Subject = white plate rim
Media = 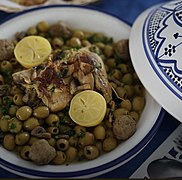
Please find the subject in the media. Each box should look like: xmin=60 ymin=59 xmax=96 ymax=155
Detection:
xmin=0 ymin=0 xmax=100 ymax=12
xmin=0 ymin=5 xmax=165 ymax=178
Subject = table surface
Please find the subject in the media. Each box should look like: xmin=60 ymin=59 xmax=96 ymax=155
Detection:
xmin=0 ymin=0 xmax=181 ymax=178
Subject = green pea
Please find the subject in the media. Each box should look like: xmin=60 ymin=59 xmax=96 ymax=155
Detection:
xmin=37 ymin=21 xmax=49 ymax=32
xmin=70 ymin=37 xmax=81 ymax=48
xmin=95 ymin=42 xmax=105 ymax=50
xmin=84 ymin=145 xmax=99 ymax=160
xmin=27 ymin=26 xmax=38 ymax=35
xmin=89 ymin=45 xmax=102 ymax=55
xmin=95 ymin=141 xmax=103 ymax=153
xmin=51 ymin=37 xmax=64 ymax=49
xmin=45 ymin=114 xmax=59 ymax=126
xmin=16 ymin=106 xmax=32 ymax=121
xmin=47 ymin=138 xmax=56 ymax=147
xmin=15 ymin=132 xmax=30 ymax=145
xmin=28 ymin=136 xmax=39 ymax=145
xmin=103 ymin=137 xmax=117 ymax=152
xmin=109 ymin=82 xmax=117 ymax=89
xmin=65 ymin=147 xmax=77 ymax=164
xmin=132 ymin=96 xmax=145 ymax=112
xmin=110 ymin=69 xmax=122 ymax=80
xmin=0 ymin=75 xmax=4 ymax=84
xmin=20 ymin=145 xmax=31 ymax=160
xmin=106 ymin=58 xmax=116 ymax=69
xmin=73 ymin=30 xmax=84 ymax=39
xmin=51 ymin=151 xmax=66 ymax=165
xmin=13 ymin=94 xmax=24 ymax=106
xmin=9 ymin=105 xmax=19 ymax=117
xmin=118 ymin=63 xmax=130 ymax=73
xmin=129 ymin=111 xmax=139 ymax=122
xmin=23 ymin=117 xmax=40 ymax=131
xmin=0 ymin=115 xmax=11 ymax=132
xmin=56 ymin=138 xmax=69 ymax=151
xmin=114 ymin=108 xmax=129 ymax=119
xmin=115 ymin=87 xmax=127 ymax=99
xmin=81 ymin=40 xmax=91 ymax=47
xmin=124 ymin=85 xmax=134 ymax=98
xmin=33 ymin=106 xmax=49 ymax=118
xmin=78 ymin=132 xmax=94 ymax=148
xmin=104 ymin=45 xmax=113 ymax=57
xmin=104 ymin=64 xmax=109 ymax=73
xmin=3 ymin=134 xmax=16 ymax=151
xmin=122 ymin=73 xmax=133 ymax=85
xmin=120 ymin=99 xmax=132 ymax=111
xmin=8 ymin=117 xmax=22 ymax=133
xmin=0 ymin=60 xmax=13 ymax=72
xmin=69 ymin=136 xmax=78 ymax=147
xmin=93 ymin=125 xmax=106 ymax=140
xmin=105 ymin=129 xmax=114 ymax=138
xmin=134 ymin=84 xmax=145 ymax=96
xmin=47 ymin=127 xmax=59 ymax=135
xmin=9 ymin=58 xmax=19 ymax=67
xmin=74 ymin=125 xmax=86 ymax=137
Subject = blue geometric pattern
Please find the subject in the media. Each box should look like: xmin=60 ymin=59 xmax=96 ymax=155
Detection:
xmin=143 ymin=0 xmax=182 ymax=99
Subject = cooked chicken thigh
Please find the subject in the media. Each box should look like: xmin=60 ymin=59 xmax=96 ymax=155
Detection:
xmin=13 ymin=48 xmax=112 ymax=112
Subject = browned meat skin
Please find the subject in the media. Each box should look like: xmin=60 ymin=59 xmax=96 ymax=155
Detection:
xmin=29 ymin=139 xmax=56 ymax=165
xmin=78 ymin=49 xmax=112 ymax=103
xmin=13 ymin=48 xmax=112 ymax=112
xmin=113 ymin=115 xmax=136 ymax=140
xmin=12 ymin=48 xmax=112 ymax=112
xmin=0 ymin=40 xmax=15 ymax=61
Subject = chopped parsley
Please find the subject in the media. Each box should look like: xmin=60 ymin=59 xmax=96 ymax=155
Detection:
xmin=59 ymin=126 xmax=75 ymax=136
xmin=57 ymin=68 xmax=68 ymax=78
xmin=0 ymin=70 xmax=12 ymax=84
xmin=1 ymin=96 xmax=13 ymax=115
xmin=9 ymin=123 xmax=16 ymax=130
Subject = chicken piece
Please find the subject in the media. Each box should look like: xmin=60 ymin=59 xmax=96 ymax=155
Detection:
xmin=22 ymin=87 xmax=41 ymax=107
xmin=29 ymin=139 xmax=56 ymax=165
xmin=45 ymin=87 xmax=72 ymax=112
xmin=12 ymin=48 xmax=112 ymax=112
xmin=113 ymin=115 xmax=136 ymax=140
xmin=0 ymin=40 xmax=15 ymax=61
xmin=74 ymin=48 xmax=112 ymax=103
xmin=12 ymin=68 xmax=37 ymax=85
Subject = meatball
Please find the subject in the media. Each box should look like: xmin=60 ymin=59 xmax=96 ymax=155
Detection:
xmin=114 ymin=39 xmax=130 ymax=60
xmin=49 ymin=21 xmax=72 ymax=39
xmin=29 ymin=139 xmax=56 ymax=165
xmin=113 ymin=115 xmax=136 ymax=140
xmin=0 ymin=40 xmax=15 ymax=61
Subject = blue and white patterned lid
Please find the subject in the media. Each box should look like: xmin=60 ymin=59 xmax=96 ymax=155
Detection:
xmin=130 ymin=0 xmax=182 ymax=122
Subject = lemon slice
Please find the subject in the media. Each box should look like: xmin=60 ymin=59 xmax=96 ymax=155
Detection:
xmin=14 ymin=35 xmax=52 ymax=68
xmin=69 ymin=90 xmax=107 ymax=127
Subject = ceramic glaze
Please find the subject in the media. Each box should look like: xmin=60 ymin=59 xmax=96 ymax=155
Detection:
xmin=143 ymin=0 xmax=182 ymax=100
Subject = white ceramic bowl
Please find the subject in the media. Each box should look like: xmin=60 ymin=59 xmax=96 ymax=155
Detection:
xmin=130 ymin=0 xmax=182 ymax=123
xmin=0 ymin=0 xmax=100 ymax=12
xmin=0 ymin=5 xmax=164 ymax=178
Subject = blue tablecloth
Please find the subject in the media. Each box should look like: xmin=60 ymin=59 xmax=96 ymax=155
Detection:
xmin=0 ymin=0 xmax=181 ymax=178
